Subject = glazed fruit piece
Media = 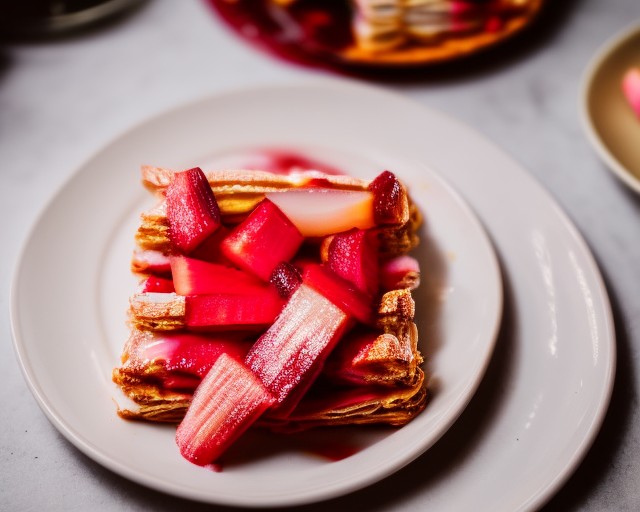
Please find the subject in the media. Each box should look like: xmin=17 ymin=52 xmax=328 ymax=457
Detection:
xmin=185 ymin=289 xmax=284 ymax=330
xmin=367 ymin=170 xmax=409 ymax=226
xmin=622 ymin=67 xmax=640 ymax=118
xmin=138 ymin=275 xmax=175 ymax=293
xmin=269 ymin=261 xmax=302 ymax=299
xmin=166 ymin=167 xmax=222 ymax=253
xmin=129 ymin=287 xmax=285 ymax=332
xmin=266 ymin=189 xmax=375 ymax=237
xmin=301 ymin=263 xmax=373 ymax=325
xmin=189 ymin=225 xmax=232 ymax=263
xmin=244 ymin=284 xmax=350 ymax=415
xmin=379 ymin=255 xmax=421 ymax=291
xmin=322 ymin=228 xmax=379 ymax=297
xmin=116 ymin=330 xmax=251 ymax=391
xmin=221 ymin=199 xmax=304 ymax=281
xmin=176 ymin=353 xmax=274 ymax=465
xmin=170 ymin=255 xmax=265 ymax=295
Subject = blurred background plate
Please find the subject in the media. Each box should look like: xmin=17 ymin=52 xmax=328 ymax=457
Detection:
xmin=208 ymin=0 xmax=545 ymax=69
xmin=581 ymin=23 xmax=640 ymax=194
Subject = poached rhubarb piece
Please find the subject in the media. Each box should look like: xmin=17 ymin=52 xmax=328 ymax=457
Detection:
xmin=380 ymin=255 xmax=421 ymax=291
xmin=176 ymin=353 xmax=274 ymax=466
xmin=269 ymin=261 xmax=302 ymax=299
xmin=189 ymin=225 xmax=232 ymax=263
xmin=138 ymin=276 xmax=175 ymax=293
xmin=301 ymin=263 xmax=373 ymax=325
xmin=323 ymin=228 xmax=379 ymax=297
xmin=266 ymin=189 xmax=375 ymax=237
xmin=170 ymin=256 xmax=265 ymax=295
xmin=221 ymin=199 xmax=304 ymax=281
xmin=166 ymin=167 xmax=222 ymax=253
xmin=368 ymin=171 xmax=409 ymax=226
xmin=244 ymin=284 xmax=350 ymax=415
xmin=119 ymin=330 xmax=251 ymax=391
xmin=185 ymin=288 xmax=284 ymax=330
xmin=622 ymin=67 xmax=640 ymax=118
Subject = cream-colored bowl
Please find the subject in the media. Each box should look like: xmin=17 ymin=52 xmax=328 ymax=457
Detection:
xmin=582 ymin=23 xmax=640 ymax=194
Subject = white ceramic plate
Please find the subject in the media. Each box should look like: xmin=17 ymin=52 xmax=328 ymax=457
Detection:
xmin=11 ymin=80 xmax=615 ymax=511
xmin=581 ymin=23 xmax=640 ymax=194
xmin=11 ymin=83 xmax=502 ymax=507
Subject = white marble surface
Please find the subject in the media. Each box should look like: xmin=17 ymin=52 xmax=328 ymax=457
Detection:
xmin=2 ymin=1 xmax=639 ymax=510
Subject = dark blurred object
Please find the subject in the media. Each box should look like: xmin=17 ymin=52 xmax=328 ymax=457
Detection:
xmin=0 ymin=0 xmax=145 ymax=39
xmin=207 ymin=0 xmax=544 ymax=70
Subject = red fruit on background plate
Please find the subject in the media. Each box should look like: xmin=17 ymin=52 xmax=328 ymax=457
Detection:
xmin=170 ymin=256 xmax=265 ymax=296
xmin=221 ymin=199 xmax=304 ymax=281
xmin=166 ymin=167 xmax=222 ymax=253
xmin=244 ymin=284 xmax=350 ymax=415
xmin=266 ymin=189 xmax=375 ymax=237
xmin=323 ymin=228 xmax=379 ymax=297
xmin=176 ymin=353 xmax=274 ymax=466
xmin=301 ymin=263 xmax=373 ymax=325
xmin=269 ymin=261 xmax=302 ymax=299
xmin=622 ymin=67 xmax=640 ymax=118
xmin=185 ymin=288 xmax=284 ymax=330
xmin=367 ymin=171 xmax=409 ymax=226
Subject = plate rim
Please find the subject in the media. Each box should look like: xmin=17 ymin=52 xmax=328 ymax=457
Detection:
xmin=10 ymin=78 xmax=615 ymax=509
xmin=580 ymin=21 xmax=640 ymax=194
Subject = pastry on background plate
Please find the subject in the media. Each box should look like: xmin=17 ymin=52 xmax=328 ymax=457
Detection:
xmin=210 ymin=0 xmax=544 ymax=67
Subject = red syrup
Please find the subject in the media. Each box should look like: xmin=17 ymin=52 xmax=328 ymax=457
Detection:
xmin=206 ymin=0 xmax=353 ymax=71
xmin=205 ymin=462 xmax=223 ymax=472
xmin=304 ymin=442 xmax=360 ymax=462
xmin=237 ymin=148 xmax=346 ymax=176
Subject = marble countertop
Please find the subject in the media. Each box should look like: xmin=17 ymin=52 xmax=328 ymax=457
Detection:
xmin=2 ymin=1 xmax=639 ymax=510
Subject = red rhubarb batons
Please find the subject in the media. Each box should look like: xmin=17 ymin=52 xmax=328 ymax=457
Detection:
xmin=244 ymin=283 xmax=350 ymax=414
xmin=221 ymin=199 xmax=304 ymax=281
xmin=166 ymin=167 xmax=222 ymax=253
xmin=176 ymin=353 xmax=274 ymax=466
xmin=323 ymin=228 xmax=379 ymax=297
xmin=170 ymin=256 xmax=265 ymax=295
xmin=185 ymin=289 xmax=284 ymax=331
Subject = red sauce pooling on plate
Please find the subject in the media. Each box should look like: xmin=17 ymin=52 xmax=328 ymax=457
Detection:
xmin=304 ymin=443 xmax=360 ymax=462
xmin=241 ymin=149 xmax=345 ymax=175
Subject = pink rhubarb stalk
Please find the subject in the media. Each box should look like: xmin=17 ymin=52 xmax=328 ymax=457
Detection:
xmin=244 ymin=284 xmax=350 ymax=416
xmin=166 ymin=167 xmax=222 ymax=253
xmin=185 ymin=288 xmax=284 ymax=330
xmin=221 ymin=199 xmax=304 ymax=281
xmin=176 ymin=353 xmax=274 ymax=465
xmin=170 ymin=256 xmax=266 ymax=296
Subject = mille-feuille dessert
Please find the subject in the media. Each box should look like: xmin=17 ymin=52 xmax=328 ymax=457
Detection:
xmin=112 ymin=160 xmax=426 ymax=466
